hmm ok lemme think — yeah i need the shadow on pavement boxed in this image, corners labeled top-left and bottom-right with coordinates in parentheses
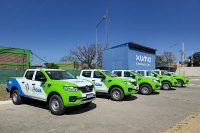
top-left (23, 98), bottom-right (97, 115)
top-left (96, 93), bottom-right (110, 100)
top-left (161, 88), bottom-right (176, 91)
top-left (96, 93), bottom-right (137, 101)
top-left (24, 99), bottom-right (48, 110)
top-left (136, 91), bottom-right (160, 96)
top-left (177, 86), bottom-right (187, 88)
top-left (65, 103), bottom-right (96, 115)
top-left (151, 91), bottom-right (160, 95)
top-left (123, 95), bottom-right (137, 101)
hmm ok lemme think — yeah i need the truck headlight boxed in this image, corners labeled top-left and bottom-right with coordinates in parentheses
top-left (152, 79), bottom-right (157, 82)
top-left (64, 86), bottom-right (78, 92)
top-left (124, 81), bottom-right (132, 85)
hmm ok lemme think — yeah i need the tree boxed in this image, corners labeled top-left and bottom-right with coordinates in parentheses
top-left (60, 55), bottom-right (79, 69)
top-left (188, 52), bottom-right (200, 67)
top-left (161, 51), bottom-right (176, 66)
top-left (68, 44), bottom-right (103, 69)
top-left (156, 55), bottom-right (163, 67)
top-left (45, 63), bottom-right (59, 69)
top-left (60, 55), bottom-right (77, 62)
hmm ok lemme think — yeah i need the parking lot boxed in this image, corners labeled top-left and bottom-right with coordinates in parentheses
top-left (0, 77), bottom-right (200, 133)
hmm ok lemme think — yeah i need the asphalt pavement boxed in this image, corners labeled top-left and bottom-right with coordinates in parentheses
top-left (0, 77), bottom-right (200, 133)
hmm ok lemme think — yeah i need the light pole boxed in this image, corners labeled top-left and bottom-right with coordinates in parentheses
top-left (95, 15), bottom-right (107, 68)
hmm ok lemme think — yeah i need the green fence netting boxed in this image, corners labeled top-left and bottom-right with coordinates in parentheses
top-left (0, 69), bottom-right (25, 85)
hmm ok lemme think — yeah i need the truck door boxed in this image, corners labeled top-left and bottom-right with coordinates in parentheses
top-left (21, 71), bottom-right (35, 97)
top-left (91, 71), bottom-right (108, 93)
top-left (30, 71), bottom-right (48, 101)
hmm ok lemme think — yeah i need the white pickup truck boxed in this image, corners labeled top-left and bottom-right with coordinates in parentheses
top-left (7, 68), bottom-right (96, 115)
top-left (78, 69), bottom-right (137, 101)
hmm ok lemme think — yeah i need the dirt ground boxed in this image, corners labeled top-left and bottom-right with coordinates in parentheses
top-left (0, 85), bottom-right (10, 101)
top-left (165, 110), bottom-right (200, 133)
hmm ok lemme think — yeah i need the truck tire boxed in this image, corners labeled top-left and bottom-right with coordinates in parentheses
top-left (49, 94), bottom-right (65, 115)
top-left (162, 82), bottom-right (171, 90)
top-left (177, 80), bottom-right (184, 87)
top-left (11, 89), bottom-right (23, 105)
top-left (110, 87), bottom-right (124, 101)
top-left (139, 84), bottom-right (152, 95)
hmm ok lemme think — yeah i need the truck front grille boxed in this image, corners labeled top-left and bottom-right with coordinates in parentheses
top-left (77, 85), bottom-right (93, 93)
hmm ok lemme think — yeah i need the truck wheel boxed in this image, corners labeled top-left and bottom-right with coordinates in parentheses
top-left (162, 82), bottom-right (171, 90)
top-left (49, 94), bottom-right (65, 115)
top-left (11, 89), bottom-right (23, 105)
top-left (139, 84), bottom-right (152, 95)
top-left (110, 87), bottom-right (124, 101)
top-left (177, 80), bottom-right (184, 87)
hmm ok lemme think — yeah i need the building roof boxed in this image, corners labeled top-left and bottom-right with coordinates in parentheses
top-left (104, 42), bottom-right (156, 54)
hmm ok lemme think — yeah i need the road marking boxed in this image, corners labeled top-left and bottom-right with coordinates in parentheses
top-left (0, 100), bottom-right (12, 105)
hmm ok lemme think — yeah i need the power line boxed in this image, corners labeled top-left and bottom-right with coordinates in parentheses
top-left (30, 51), bottom-right (48, 63)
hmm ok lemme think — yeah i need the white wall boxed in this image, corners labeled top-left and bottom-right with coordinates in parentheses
top-left (175, 67), bottom-right (200, 77)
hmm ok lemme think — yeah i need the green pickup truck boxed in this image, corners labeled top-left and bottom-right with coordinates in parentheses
top-left (78, 69), bottom-right (137, 101)
top-left (136, 70), bottom-right (178, 90)
top-left (154, 70), bottom-right (189, 87)
top-left (112, 70), bottom-right (161, 95)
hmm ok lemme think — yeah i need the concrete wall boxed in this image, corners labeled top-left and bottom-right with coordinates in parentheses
top-left (175, 67), bottom-right (200, 77)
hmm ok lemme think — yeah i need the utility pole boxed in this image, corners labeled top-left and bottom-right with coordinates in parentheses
top-left (105, 5), bottom-right (109, 49)
top-left (95, 16), bottom-right (107, 68)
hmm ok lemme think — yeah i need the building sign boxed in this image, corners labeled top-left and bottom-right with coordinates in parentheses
top-left (136, 55), bottom-right (152, 66)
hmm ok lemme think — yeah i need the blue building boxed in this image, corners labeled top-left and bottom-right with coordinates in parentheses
top-left (102, 42), bottom-right (156, 70)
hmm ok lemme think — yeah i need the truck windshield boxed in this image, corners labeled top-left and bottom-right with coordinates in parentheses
top-left (161, 71), bottom-right (171, 76)
top-left (148, 71), bottom-right (158, 77)
top-left (46, 71), bottom-right (75, 80)
top-left (102, 70), bottom-right (117, 77)
top-left (131, 71), bottom-right (143, 77)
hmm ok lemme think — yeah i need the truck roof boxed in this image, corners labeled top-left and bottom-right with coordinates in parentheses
top-left (112, 70), bottom-right (132, 71)
top-left (81, 69), bottom-right (107, 71)
top-left (26, 68), bottom-right (65, 71)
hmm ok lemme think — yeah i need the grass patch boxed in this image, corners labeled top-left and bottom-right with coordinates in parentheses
top-left (0, 84), bottom-right (10, 101)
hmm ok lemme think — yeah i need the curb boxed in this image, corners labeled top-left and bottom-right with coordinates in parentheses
top-left (0, 100), bottom-right (12, 105)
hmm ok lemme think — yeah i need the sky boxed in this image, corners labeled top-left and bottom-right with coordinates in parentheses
top-left (0, 0), bottom-right (200, 64)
